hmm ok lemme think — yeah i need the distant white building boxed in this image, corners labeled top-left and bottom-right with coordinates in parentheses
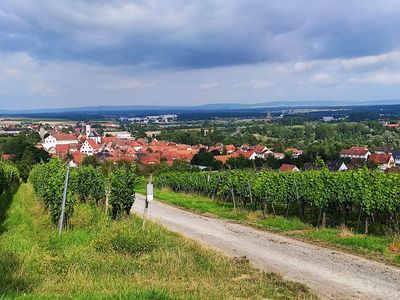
top-left (340, 146), bottom-right (371, 160)
top-left (323, 116), bottom-right (335, 122)
top-left (117, 133), bottom-right (132, 139)
top-left (43, 133), bottom-right (79, 151)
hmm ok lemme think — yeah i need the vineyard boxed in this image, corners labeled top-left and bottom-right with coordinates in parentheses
top-left (0, 160), bottom-right (20, 196)
top-left (154, 170), bottom-right (400, 233)
top-left (30, 158), bottom-right (137, 223)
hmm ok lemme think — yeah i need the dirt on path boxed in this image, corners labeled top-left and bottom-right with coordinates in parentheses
top-left (131, 194), bottom-right (400, 300)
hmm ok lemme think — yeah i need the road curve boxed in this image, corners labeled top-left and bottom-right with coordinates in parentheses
top-left (131, 194), bottom-right (400, 300)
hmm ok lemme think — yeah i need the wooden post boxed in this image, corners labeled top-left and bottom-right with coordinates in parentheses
top-left (271, 202), bottom-right (276, 217)
top-left (230, 186), bottom-right (236, 211)
top-left (322, 212), bottom-right (326, 228)
top-left (105, 191), bottom-right (109, 214)
top-left (247, 181), bottom-right (253, 207)
top-left (356, 207), bottom-right (362, 233)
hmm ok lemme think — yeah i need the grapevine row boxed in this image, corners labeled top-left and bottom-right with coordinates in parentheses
top-left (154, 170), bottom-right (400, 232)
top-left (30, 158), bottom-right (137, 223)
top-left (0, 160), bottom-right (20, 195)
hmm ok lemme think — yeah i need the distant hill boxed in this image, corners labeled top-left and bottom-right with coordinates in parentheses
top-left (1, 99), bottom-right (400, 115)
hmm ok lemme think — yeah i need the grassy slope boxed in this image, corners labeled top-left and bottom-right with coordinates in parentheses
top-left (0, 183), bottom-right (315, 300)
top-left (137, 187), bottom-right (400, 267)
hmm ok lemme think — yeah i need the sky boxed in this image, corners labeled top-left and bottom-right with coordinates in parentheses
top-left (1, 0), bottom-right (400, 110)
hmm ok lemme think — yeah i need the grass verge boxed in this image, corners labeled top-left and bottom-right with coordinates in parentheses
top-left (0, 183), bottom-right (315, 299)
top-left (137, 187), bottom-right (400, 267)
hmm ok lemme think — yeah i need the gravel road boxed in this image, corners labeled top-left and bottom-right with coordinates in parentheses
top-left (131, 194), bottom-right (400, 300)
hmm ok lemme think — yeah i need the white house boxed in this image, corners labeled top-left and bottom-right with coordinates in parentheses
top-left (43, 133), bottom-right (79, 151)
top-left (243, 151), bottom-right (263, 160)
top-left (80, 139), bottom-right (100, 156)
top-left (286, 148), bottom-right (304, 158)
top-left (339, 146), bottom-right (370, 160)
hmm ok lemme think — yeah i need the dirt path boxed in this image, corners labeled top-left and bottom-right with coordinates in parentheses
top-left (131, 194), bottom-right (400, 300)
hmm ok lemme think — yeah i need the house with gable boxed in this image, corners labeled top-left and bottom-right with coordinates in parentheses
top-left (279, 164), bottom-right (300, 172)
top-left (286, 148), bottom-right (304, 158)
top-left (80, 139), bottom-right (100, 156)
top-left (368, 153), bottom-right (395, 170)
top-left (339, 146), bottom-right (370, 160)
top-left (43, 133), bottom-right (79, 151)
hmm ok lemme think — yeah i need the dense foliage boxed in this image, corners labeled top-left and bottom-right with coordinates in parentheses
top-left (0, 160), bottom-right (20, 195)
top-left (155, 170), bottom-right (400, 233)
top-left (0, 133), bottom-right (50, 181)
top-left (30, 159), bottom-right (74, 223)
top-left (30, 159), bottom-right (138, 223)
top-left (151, 119), bottom-right (400, 152)
top-left (108, 164), bottom-right (137, 218)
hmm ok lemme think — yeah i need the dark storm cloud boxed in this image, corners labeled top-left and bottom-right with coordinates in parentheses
top-left (1, 0), bottom-right (400, 69)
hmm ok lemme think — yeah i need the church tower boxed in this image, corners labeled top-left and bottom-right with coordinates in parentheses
top-left (85, 124), bottom-right (91, 137)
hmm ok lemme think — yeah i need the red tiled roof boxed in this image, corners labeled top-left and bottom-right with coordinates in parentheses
top-left (384, 123), bottom-right (400, 128)
top-left (55, 144), bottom-right (70, 152)
top-left (252, 145), bottom-right (266, 153)
top-left (1, 154), bottom-right (13, 160)
top-left (368, 153), bottom-right (393, 165)
top-left (279, 164), bottom-right (299, 172)
top-left (215, 155), bottom-right (230, 164)
top-left (52, 133), bottom-right (78, 141)
top-left (107, 155), bottom-right (134, 163)
top-left (139, 157), bottom-right (160, 165)
top-left (130, 140), bottom-right (144, 147)
top-left (225, 144), bottom-right (236, 152)
top-left (87, 139), bottom-right (99, 149)
top-left (72, 152), bottom-right (86, 164)
top-left (340, 146), bottom-right (369, 156)
top-left (243, 151), bottom-right (255, 158)
top-left (286, 148), bottom-right (304, 154)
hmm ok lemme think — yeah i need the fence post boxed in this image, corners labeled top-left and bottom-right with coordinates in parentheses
top-left (230, 186), bottom-right (236, 211)
top-left (58, 165), bottom-right (70, 237)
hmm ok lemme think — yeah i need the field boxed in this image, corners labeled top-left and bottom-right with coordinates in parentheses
top-left (137, 186), bottom-right (400, 267)
top-left (0, 183), bottom-right (314, 299)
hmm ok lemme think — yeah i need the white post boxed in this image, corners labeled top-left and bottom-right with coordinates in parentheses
top-left (143, 175), bottom-right (153, 228)
top-left (58, 165), bottom-right (70, 237)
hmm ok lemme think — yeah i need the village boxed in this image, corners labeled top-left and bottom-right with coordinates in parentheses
top-left (35, 123), bottom-right (400, 172)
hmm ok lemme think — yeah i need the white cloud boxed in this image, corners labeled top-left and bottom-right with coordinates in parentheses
top-left (30, 81), bottom-right (56, 95)
top-left (102, 79), bottom-right (156, 91)
top-left (341, 51), bottom-right (400, 70)
top-left (293, 61), bottom-right (317, 73)
top-left (310, 73), bottom-right (334, 84)
top-left (348, 71), bottom-right (400, 85)
top-left (233, 79), bottom-right (274, 89)
top-left (200, 82), bottom-right (220, 90)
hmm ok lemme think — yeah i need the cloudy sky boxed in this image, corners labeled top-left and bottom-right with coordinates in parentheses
top-left (1, 0), bottom-right (400, 109)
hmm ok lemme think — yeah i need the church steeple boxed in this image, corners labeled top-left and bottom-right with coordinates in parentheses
top-left (85, 124), bottom-right (91, 137)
